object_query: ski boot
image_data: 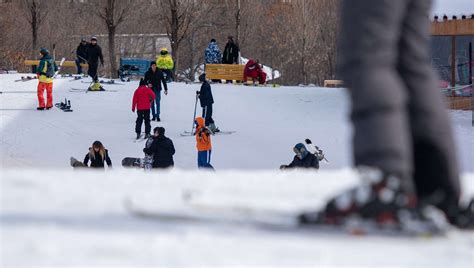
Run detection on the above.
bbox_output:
[136,133,141,140]
[88,81,104,91]
[299,167,450,235]
[208,123,220,133]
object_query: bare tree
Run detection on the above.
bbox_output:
[89,0,136,78]
[21,0,48,57]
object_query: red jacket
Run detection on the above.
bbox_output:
[132,85,156,111]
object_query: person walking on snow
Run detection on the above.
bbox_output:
[143,127,175,169]
[195,117,214,169]
[132,79,156,139]
[280,143,320,170]
[156,47,174,82]
[36,48,57,110]
[144,61,168,122]
[83,141,112,168]
[86,36,104,91]
[75,39,88,75]
[197,73,219,133]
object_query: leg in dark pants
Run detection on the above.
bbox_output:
[135,110,144,135]
[88,63,98,82]
[339,0,460,211]
[143,109,151,135]
[75,59,83,74]
[202,105,214,126]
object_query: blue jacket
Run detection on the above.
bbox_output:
[204,42,222,64]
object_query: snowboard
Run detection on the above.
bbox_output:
[69,88,118,93]
[14,76,37,82]
[70,157,87,168]
[181,130,236,136]
[122,157,143,168]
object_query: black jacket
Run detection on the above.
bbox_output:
[143,135,175,168]
[198,81,214,107]
[287,153,319,169]
[86,43,104,65]
[144,68,168,92]
[83,149,112,168]
[76,43,88,62]
[222,41,240,64]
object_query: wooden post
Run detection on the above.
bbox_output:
[451,36,456,87]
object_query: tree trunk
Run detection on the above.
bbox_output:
[170,0,179,80]
[108,26,117,78]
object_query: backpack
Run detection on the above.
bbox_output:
[45,59,58,78]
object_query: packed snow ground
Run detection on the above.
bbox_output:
[1,73,473,266]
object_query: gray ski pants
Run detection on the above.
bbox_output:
[338,0,460,201]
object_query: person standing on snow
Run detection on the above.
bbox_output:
[132,79,156,139]
[75,39,88,75]
[280,143,320,170]
[83,141,112,168]
[299,0,473,230]
[143,127,175,169]
[86,36,104,91]
[197,73,219,133]
[156,47,174,82]
[195,117,214,169]
[36,48,57,110]
[144,61,168,122]
[204,38,223,83]
[222,36,239,64]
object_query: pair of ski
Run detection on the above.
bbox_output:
[14,76,37,82]
[180,130,235,137]
[80,80,125,85]
[69,88,118,93]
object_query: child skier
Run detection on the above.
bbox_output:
[36,48,57,110]
[197,73,219,133]
[132,79,156,139]
[83,141,112,168]
[195,117,213,169]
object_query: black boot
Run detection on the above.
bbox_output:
[156,117,161,122]
[36,107,45,110]
[136,133,141,140]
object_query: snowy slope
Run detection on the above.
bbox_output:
[1,73,473,266]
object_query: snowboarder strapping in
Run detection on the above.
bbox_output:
[86,36,104,91]
[75,39,88,75]
[143,127,175,169]
[197,73,219,133]
[244,59,266,85]
[280,143,319,170]
[195,117,213,169]
[156,47,174,82]
[144,61,168,122]
[132,78,156,139]
[83,141,112,168]
[36,48,57,110]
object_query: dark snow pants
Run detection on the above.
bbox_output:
[202,105,214,126]
[135,109,151,135]
[88,62,99,82]
[339,0,460,208]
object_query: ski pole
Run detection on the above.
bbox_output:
[191,92,199,134]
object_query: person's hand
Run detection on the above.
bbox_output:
[164,90,168,95]
[132,108,135,112]
[148,83,152,88]
[305,138,312,144]
[196,90,200,95]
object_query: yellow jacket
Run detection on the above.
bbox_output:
[156,54,174,70]
[37,55,56,83]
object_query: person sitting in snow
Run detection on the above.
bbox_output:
[195,117,214,170]
[197,73,219,133]
[132,78,156,139]
[280,143,319,170]
[143,127,175,169]
[83,140,112,168]
[244,59,266,85]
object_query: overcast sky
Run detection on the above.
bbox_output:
[431,0,473,15]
